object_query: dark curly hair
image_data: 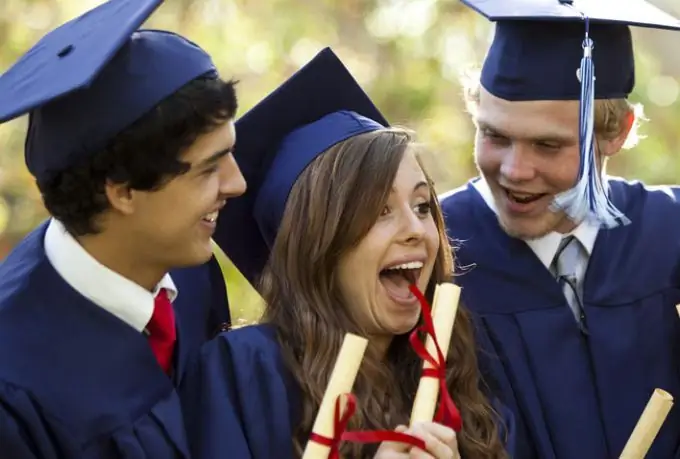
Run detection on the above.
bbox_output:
[38,74,238,236]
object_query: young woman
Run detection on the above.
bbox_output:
[180,49,514,459]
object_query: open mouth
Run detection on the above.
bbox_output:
[379,261,423,304]
[504,187,546,205]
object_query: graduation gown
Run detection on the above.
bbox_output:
[179,323,516,459]
[0,221,231,458]
[440,178,680,459]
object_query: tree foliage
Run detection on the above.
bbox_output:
[2,0,680,322]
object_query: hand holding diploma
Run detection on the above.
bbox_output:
[374,422,460,459]
[302,333,428,458]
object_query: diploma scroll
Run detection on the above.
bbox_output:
[619,388,674,459]
[302,333,369,459]
[409,282,461,426]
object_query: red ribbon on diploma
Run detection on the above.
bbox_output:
[408,284,463,432]
[308,393,427,458]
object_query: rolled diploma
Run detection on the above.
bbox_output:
[619,388,674,459]
[410,282,461,426]
[302,333,369,459]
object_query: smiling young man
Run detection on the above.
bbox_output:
[0,0,245,457]
[439,1,680,458]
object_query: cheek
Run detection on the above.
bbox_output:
[475,141,502,173]
[179,184,217,217]
[192,180,216,202]
[139,192,199,234]
[539,149,581,189]
[178,175,220,206]
[562,148,582,179]
[336,258,369,323]
[336,239,385,312]
[137,206,183,239]
[424,221,441,273]
[338,251,376,294]
[427,224,440,254]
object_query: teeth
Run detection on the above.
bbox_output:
[203,211,218,223]
[509,191,536,199]
[387,261,424,271]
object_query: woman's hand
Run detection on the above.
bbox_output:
[373,422,460,458]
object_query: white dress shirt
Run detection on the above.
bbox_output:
[44,218,178,333]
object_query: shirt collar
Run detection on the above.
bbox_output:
[44,218,178,332]
[472,178,599,269]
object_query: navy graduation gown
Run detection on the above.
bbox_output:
[179,324,516,459]
[179,324,298,459]
[440,178,680,459]
[0,221,231,458]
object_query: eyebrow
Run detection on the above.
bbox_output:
[195,147,233,170]
[477,119,575,144]
[391,181,430,194]
[413,181,429,192]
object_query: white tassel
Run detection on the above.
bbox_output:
[551,32,630,229]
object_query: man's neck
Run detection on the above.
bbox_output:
[554,214,579,235]
[76,232,165,292]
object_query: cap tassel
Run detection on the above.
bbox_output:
[551,19,630,229]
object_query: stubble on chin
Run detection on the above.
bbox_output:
[495,212,563,241]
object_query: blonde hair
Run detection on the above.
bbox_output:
[460,68,647,150]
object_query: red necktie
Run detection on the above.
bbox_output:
[147,288,176,374]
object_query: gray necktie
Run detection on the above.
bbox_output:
[551,236,588,332]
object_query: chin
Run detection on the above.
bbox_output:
[386,315,421,336]
[173,246,215,269]
[194,247,215,266]
[498,213,556,240]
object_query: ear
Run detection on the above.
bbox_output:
[104,180,136,216]
[600,110,635,158]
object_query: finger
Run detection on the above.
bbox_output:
[417,422,457,449]
[375,425,413,455]
[409,423,454,459]
[374,451,411,459]
[421,422,458,453]
[375,441,412,455]
[374,446,412,459]
[409,448,436,459]
[451,433,459,459]
[442,429,458,456]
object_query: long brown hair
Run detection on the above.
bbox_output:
[259,127,508,458]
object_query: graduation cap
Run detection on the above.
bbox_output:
[214,47,388,287]
[463,0,680,229]
[0,0,217,183]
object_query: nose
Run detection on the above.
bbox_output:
[499,145,536,183]
[218,154,247,198]
[398,205,427,244]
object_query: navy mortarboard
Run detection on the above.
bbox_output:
[462,0,680,228]
[213,47,388,286]
[0,0,217,184]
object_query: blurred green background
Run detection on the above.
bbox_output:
[2,0,680,325]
